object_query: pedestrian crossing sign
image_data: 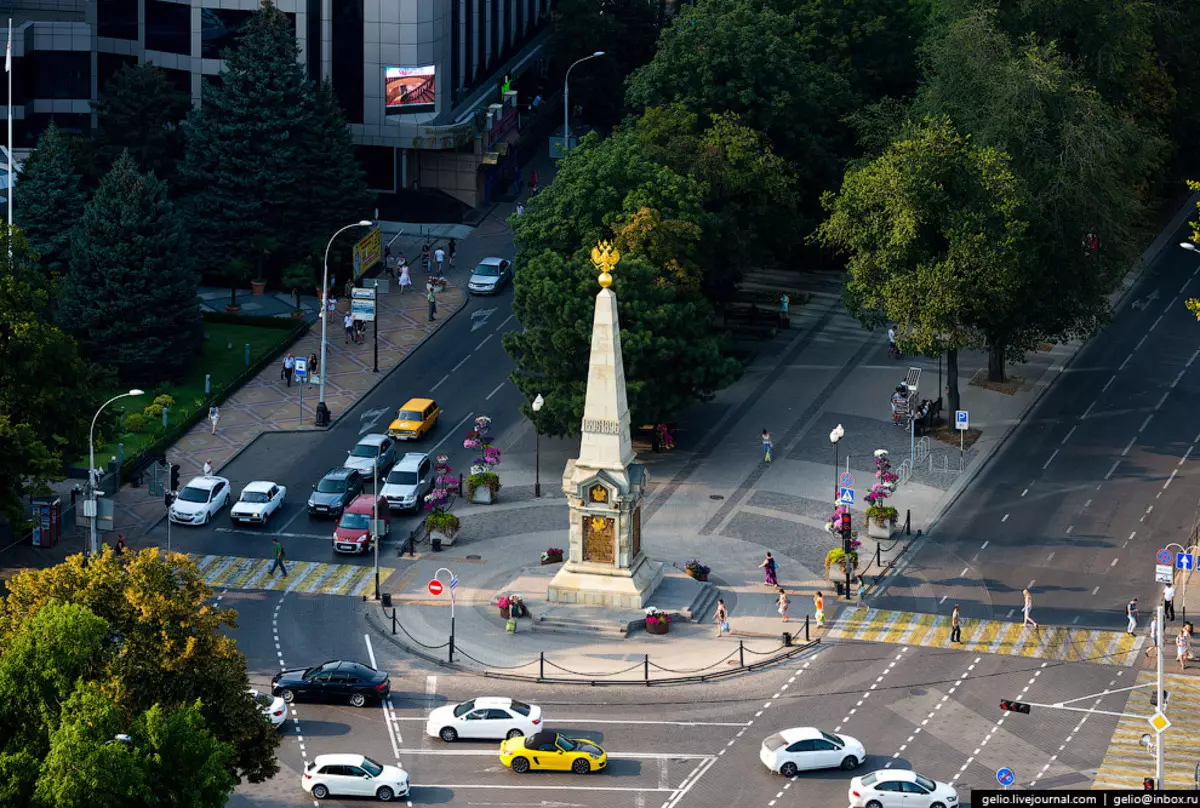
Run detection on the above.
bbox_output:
[839,487,855,505]
[1149,711,1171,734]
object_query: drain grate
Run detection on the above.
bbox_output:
[466,554,481,560]
[710,494,725,500]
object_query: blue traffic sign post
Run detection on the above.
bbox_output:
[840,472,854,489]
[1158,548,1173,565]
[839,487,855,505]
[996,767,1015,789]
[1178,553,1195,572]
[955,410,969,459]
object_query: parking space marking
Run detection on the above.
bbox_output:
[388,717,751,727]
[389,749,715,759]
[412,784,678,793]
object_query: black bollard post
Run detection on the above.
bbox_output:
[539,651,545,681]
[644,654,650,686]
[739,640,745,668]
[805,614,810,642]
[391,608,397,635]
[905,509,911,535]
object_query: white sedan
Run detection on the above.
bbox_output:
[426,697,543,742]
[760,727,865,776]
[250,688,287,729]
[168,476,231,525]
[302,754,409,802]
[230,481,287,525]
[849,769,959,808]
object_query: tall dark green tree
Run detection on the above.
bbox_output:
[13,121,87,277]
[300,80,373,254]
[88,63,192,190]
[60,152,201,384]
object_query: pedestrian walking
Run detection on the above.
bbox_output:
[308,352,319,376]
[1022,589,1038,629]
[516,202,526,216]
[761,428,773,463]
[427,286,438,321]
[887,326,901,359]
[814,591,826,628]
[420,243,431,273]
[115,534,126,556]
[1146,614,1159,659]
[1127,598,1139,635]
[283,353,295,387]
[208,404,220,435]
[434,245,445,274]
[344,278,355,301]
[529,170,538,193]
[714,598,730,637]
[326,297,337,322]
[203,459,213,478]
[951,604,962,643]
[777,587,791,623]
[1164,582,1176,622]
[447,238,457,270]
[856,576,866,608]
[1178,628,1190,671]
[398,262,412,293]
[270,538,288,577]
[760,551,778,586]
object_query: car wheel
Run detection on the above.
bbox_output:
[439,727,458,742]
[376,786,395,802]
[779,762,798,778]
[866,801,883,808]
[311,784,329,799]
[506,728,525,740]
[511,757,530,774]
[930,803,946,808]
[572,759,590,775]
[279,689,295,704]
[349,692,367,708]
[840,756,859,771]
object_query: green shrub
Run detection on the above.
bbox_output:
[426,512,460,534]
[143,403,164,420]
[823,547,859,579]
[152,394,176,409]
[466,472,501,498]
[123,413,147,433]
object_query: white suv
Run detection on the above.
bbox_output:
[380,453,433,511]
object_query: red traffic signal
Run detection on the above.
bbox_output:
[1144,778,1155,790]
[840,512,851,536]
[1000,699,1031,714]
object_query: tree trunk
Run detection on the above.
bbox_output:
[947,348,960,416]
[987,341,1006,383]
[230,285,237,306]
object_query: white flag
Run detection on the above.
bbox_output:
[5,39,10,74]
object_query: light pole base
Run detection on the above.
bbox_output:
[534,482,541,498]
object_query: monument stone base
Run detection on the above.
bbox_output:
[546,554,665,609]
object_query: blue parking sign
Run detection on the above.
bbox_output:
[1178,552,1195,571]
[293,358,307,378]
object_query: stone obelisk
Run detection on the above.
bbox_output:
[547,242,663,608]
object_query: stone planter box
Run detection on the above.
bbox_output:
[867,519,895,540]
[429,528,457,547]
[471,486,495,505]
[686,570,709,582]
[541,554,563,565]
[645,620,670,635]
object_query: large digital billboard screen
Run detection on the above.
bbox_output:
[385,65,436,114]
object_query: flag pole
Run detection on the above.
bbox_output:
[6,17,11,242]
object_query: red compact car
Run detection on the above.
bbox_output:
[333,494,390,554]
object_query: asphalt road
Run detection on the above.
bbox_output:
[875,219,1200,630]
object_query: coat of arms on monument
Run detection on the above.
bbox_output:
[589,484,608,503]
[583,515,615,564]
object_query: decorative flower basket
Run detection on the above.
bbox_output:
[541,547,564,565]
[823,548,859,584]
[867,518,895,539]
[684,559,710,582]
[865,505,898,539]
[464,417,502,503]
[471,485,494,504]
[645,607,671,635]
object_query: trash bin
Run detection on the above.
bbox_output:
[782,631,792,647]
[431,536,442,552]
[381,593,392,608]
[315,402,330,427]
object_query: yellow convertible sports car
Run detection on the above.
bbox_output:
[499,731,607,774]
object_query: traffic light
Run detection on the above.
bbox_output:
[164,491,176,508]
[1144,778,1155,790]
[840,512,852,539]
[1000,700,1031,714]
[169,464,180,491]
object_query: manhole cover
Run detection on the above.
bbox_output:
[909,687,927,696]
[710,494,725,500]
[466,554,481,560]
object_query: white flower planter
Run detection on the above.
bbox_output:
[429,528,457,547]
[867,519,895,540]
[471,486,495,505]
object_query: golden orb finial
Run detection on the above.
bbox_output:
[591,241,620,289]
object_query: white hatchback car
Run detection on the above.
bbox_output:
[230,481,287,525]
[760,727,865,776]
[168,476,231,525]
[426,697,543,742]
[302,754,409,802]
[250,688,287,729]
[848,769,959,808]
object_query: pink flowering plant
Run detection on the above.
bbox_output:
[865,449,899,526]
[424,457,461,535]
[644,606,671,627]
[465,415,503,498]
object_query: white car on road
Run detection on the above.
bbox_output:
[302,753,409,802]
[250,688,287,729]
[426,697,543,742]
[848,769,958,808]
[760,727,865,775]
[168,476,231,525]
[230,481,287,525]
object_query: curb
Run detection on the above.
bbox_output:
[873,190,1200,601]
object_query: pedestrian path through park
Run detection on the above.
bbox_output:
[1092,671,1200,789]
[826,607,1143,666]
[190,553,394,597]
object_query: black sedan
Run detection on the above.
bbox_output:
[271,660,390,708]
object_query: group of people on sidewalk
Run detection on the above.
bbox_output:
[1139,582,1196,670]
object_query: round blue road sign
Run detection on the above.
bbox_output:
[996,768,1015,786]
[1158,548,1174,565]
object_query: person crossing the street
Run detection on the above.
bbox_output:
[814,591,826,628]
[1127,598,1139,635]
[951,604,962,643]
[270,538,288,577]
[1164,581,1176,622]
[761,428,773,463]
[1146,613,1159,659]
[1022,589,1038,629]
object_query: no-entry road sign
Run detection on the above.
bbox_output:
[428,579,444,596]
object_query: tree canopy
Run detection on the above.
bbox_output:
[88,63,192,189]
[13,121,87,277]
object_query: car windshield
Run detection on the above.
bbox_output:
[819,730,842,746]
[474,262,501,277]
[178,486,209,503]
[316,478,347,494]
[454,700,476,717]
[241,491,270,503]
[915,775,936,792]
[387,470,419,486]
[510,700,532,716]
[351,445,378,458]
[361,757,383,777]
[339,513,370,530]
[396,410,422,422]
[556,736,577,752]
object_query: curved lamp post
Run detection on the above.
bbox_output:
[829,424,845,501]
[89,389,143,555]
[317,220,374,425]
[532,394,545,497]
[563,51,605,154]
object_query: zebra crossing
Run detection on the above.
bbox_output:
[825,607,1143,666]
[1092,671,1200,789]
[191,554,394,597]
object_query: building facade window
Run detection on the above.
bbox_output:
[490,0,500,68]
[306,0,321,81]
[18,113,89,148]
[201,8,254,59]
[354,145,395,192]
[28,51,90,99]
[451,0,461,101]
[97,0,138,41]
[156,66,193,97]
[332,0,364,123]
[97,53,138,95]
[145,0,191,56]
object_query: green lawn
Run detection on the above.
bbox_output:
[79,322,293,469]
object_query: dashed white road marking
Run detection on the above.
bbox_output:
[1042,449,1059,469]
[1102,375,1117,392]
[430,374,450,392]
[1121,437,1136,456]
[485,382,505,400]
[1001,514,1009,523]
[1061,426,1076,444]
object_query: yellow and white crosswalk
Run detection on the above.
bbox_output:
[1093,671,1200,789]
[826,607,1143,666]
[191,554,394,597]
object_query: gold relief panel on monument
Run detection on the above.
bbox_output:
[589,483,609,504]
[583,516,615,564]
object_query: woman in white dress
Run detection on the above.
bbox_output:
[398,262,412,294]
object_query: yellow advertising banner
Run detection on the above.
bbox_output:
[353,227,382,280]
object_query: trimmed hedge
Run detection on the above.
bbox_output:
[201,310,303,330]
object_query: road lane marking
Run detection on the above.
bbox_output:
[475,333,493,352]
[495,313,515,331]
[485,382,505,401]
[1156,392,1170,410]
[452,356,470,372]
[1061,426,1076,444]
[388,717,752,727]
[415,785,678,793]
[1121,437,1136,456]
[430,374,450,392]
[960,567,969,577]
[1111,558,1119,567]
[1093,586,1100,595]
[1082,401,1096,419]
[426,676,437,696]
[1042,449,1059,469]
[390,749,714,759]
[1172,370,1186,389]
[1021,488,1028,497]
[215,528,331,540]
[981,541,989,550]
[1150,314,1164,331]
[1105,461,1120,480]
[430,412,474,454]
[1065,526,1073,534]
[365,634,402,761]
[1001,514,1009,523]
[1164,470,1179,490]
[1119,354,1132,370]
[1102,375,1116,392]
[1139,414,1154,432]
[1181,446,1194,466]
[1047,552,1055,562]
[1135,335,1147,350]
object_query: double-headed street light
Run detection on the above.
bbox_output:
[531,394,545,497]
[563,51,605,154]
[89,389,143,556]
[829,424,845,501]
[318,220,374,426]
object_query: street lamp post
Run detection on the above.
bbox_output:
[829,424,845,501]
[88,390,143,556]
[318,220,374,426]
[563,51,605,154]
[532,394,544,498]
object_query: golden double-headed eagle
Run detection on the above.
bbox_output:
[590,241,620,288]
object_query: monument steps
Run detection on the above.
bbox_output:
[530,614,632,638]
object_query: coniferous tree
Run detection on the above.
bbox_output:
[301,80,373,255]
[13,121,87,277]
[60,152,201,384]
[88,63,192,190]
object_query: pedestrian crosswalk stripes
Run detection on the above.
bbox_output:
[190,554,393,597]
[1093,671,1200,789]
[826,608,1143,666]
